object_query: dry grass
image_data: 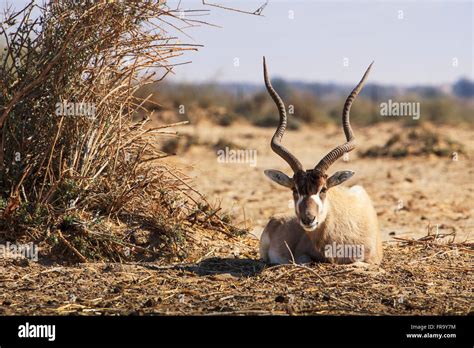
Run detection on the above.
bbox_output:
[0,231,471,315]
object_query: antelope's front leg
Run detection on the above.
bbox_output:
[269,241,311,264]
[295,254,312,264]
[267,244,296,264]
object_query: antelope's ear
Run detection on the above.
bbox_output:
[327,170,354,188]
[264,169,293,188]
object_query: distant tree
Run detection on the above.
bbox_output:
[453,78,474,98]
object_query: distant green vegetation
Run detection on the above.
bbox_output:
[154,79,473,128]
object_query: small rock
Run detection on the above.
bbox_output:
[111,285,123,294]
[275,295,287,303]
[210,273,238,281]
[103,264,123,272]
[143,298,155,307]
[13,258,29,267]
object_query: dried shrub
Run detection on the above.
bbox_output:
[361,125,465,158]
[0,1,245,262]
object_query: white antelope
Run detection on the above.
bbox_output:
[260,57,383,265]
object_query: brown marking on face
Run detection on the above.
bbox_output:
[292,170,329,227]
[293,170,327,195]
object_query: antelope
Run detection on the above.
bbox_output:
[259,57,382,265]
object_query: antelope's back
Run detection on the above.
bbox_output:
[325,185,382,263]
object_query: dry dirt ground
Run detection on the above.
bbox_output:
[0,122,472,315]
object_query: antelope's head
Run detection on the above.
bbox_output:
[262,57,373,232]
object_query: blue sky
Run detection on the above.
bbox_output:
[2,0,473,85]
[166,0,473,85]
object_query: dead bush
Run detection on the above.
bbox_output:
[0,1,245,263]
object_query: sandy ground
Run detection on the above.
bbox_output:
[165,122,474,243]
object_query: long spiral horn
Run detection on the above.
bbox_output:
[315,62,373,173]
[263,56,303,173]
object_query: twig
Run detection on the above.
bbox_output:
[56,230,88,263]
[202,0,268,16]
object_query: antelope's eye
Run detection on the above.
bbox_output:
[320,188,327,194]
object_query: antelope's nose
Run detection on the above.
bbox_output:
[301,216,316,226]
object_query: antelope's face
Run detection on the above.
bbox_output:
[292,170,328,231]
[265,169,355,232]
